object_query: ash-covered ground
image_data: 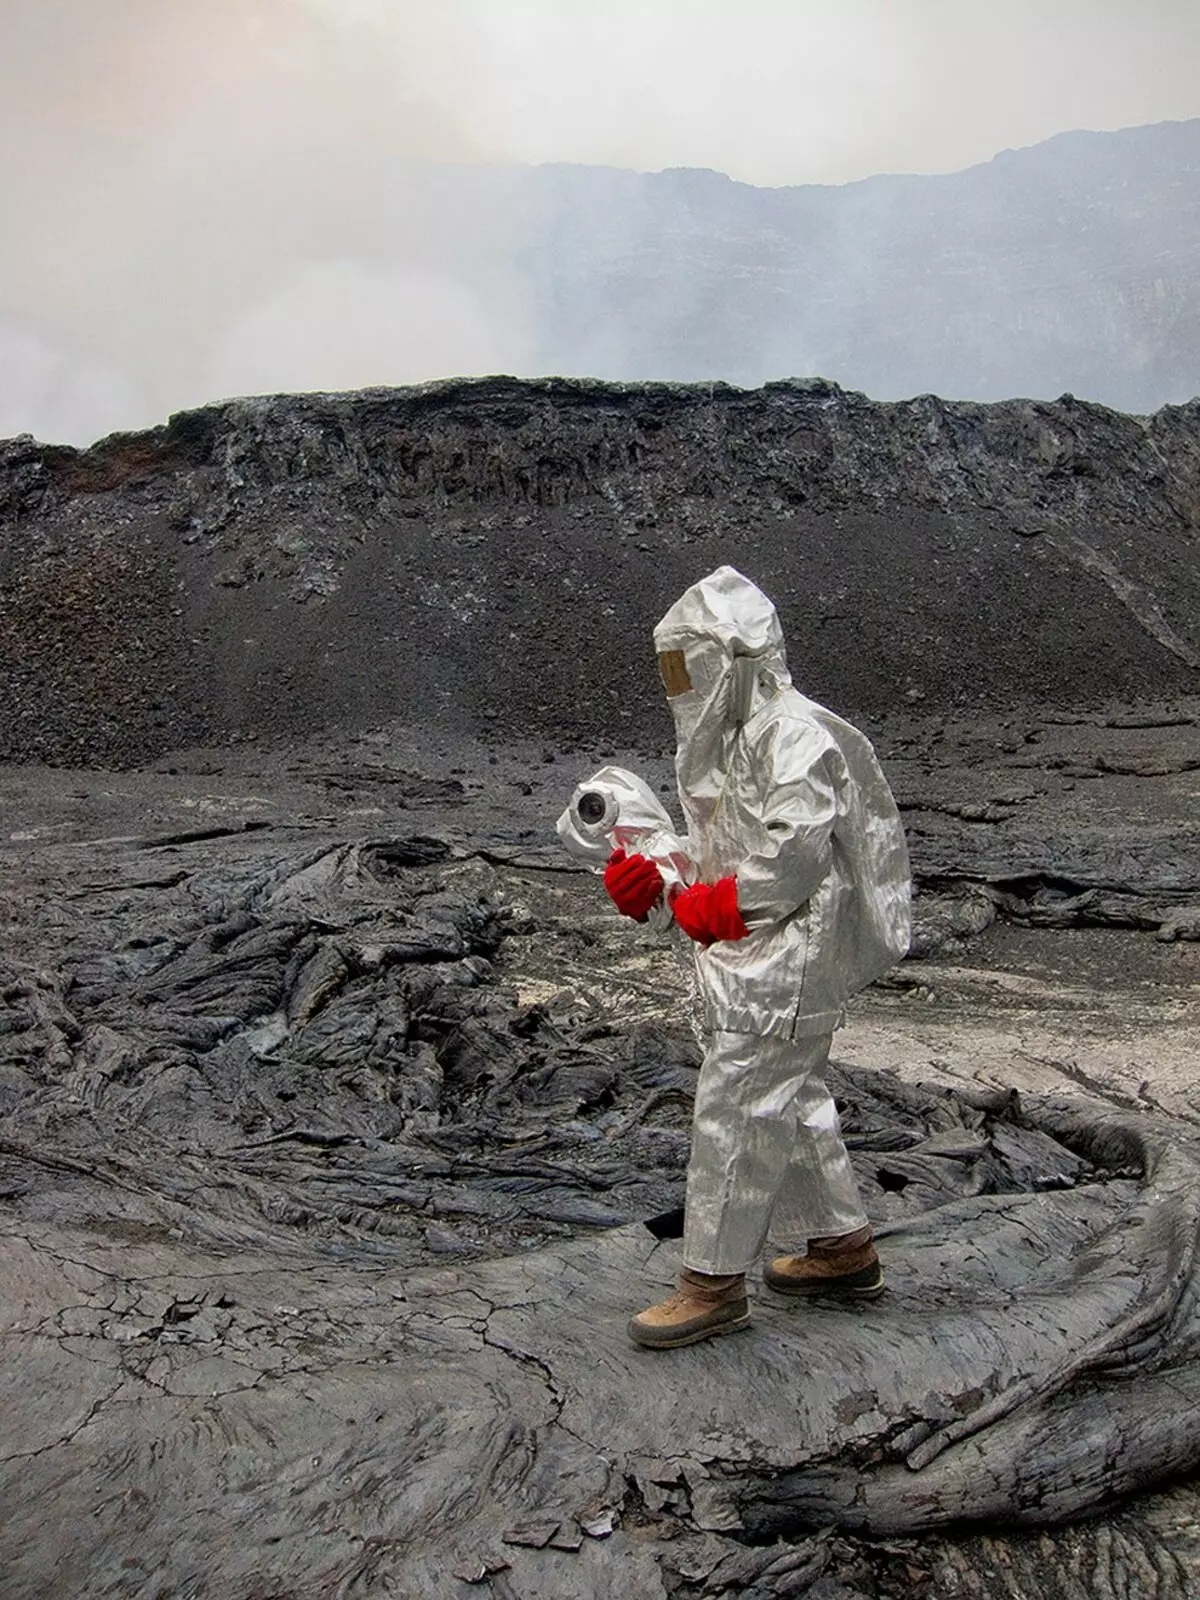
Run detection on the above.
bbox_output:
[2,701,1199,1600]
[2,380,1200,1597]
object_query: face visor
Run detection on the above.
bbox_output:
[657,649,693,698]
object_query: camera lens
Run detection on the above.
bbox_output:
[577,791,607,825]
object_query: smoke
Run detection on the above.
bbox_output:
[1,0,1198,442]
[206,261,529,400]
[0,320,138,445]
[0,0,530,441]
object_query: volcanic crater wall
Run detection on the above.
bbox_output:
[1,376,1198,766]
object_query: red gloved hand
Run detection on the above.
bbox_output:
[603,850,665,922]
[670,877,750,946]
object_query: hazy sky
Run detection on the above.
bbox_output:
[3,0,1199,443]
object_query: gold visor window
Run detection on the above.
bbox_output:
[658,650,693,697]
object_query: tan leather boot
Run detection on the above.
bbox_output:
[628,1268,751,1349]
[764,1226,884,1299]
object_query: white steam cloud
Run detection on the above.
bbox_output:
[206,262,529,400]
[1,0,1198,443]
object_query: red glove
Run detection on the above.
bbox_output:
[670,877,750,946]
[603,850,665,922]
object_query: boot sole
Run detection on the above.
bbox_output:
[628,1311,752,1350]
[765,1276,885,1301]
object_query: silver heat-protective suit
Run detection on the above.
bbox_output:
[654,566,912,1275]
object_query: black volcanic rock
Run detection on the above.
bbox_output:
[1,377,1198,766]
[1,779,1199,1598]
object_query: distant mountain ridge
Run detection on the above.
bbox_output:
[3,119,1198,448]
[514,118,1200,412]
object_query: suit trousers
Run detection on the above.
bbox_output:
[681,1028,868,1276]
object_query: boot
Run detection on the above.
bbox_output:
[764,1226,884,1299]
[628,1268,751,1349]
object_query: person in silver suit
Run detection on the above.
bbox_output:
[603,567,911,1349]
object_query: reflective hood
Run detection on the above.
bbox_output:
[654,566,791,825]
[653,565,788,667]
